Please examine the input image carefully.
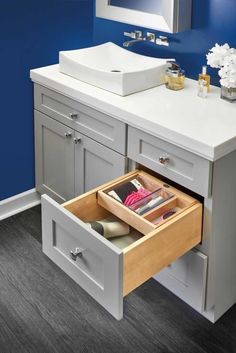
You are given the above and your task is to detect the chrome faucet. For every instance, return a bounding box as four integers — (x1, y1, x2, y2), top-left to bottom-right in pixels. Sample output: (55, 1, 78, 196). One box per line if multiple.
(123, 30, 145, 47)
(123, 30, 169, 47)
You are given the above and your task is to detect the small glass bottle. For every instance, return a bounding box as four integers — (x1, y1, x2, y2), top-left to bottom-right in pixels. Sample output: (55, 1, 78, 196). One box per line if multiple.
(165, 62, 185, 91)
(198, 66, 210, 93)
(198, 79, 208, 98)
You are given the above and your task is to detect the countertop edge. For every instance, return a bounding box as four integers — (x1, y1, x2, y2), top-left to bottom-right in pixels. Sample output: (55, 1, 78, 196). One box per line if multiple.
(30, 67, 234, 162)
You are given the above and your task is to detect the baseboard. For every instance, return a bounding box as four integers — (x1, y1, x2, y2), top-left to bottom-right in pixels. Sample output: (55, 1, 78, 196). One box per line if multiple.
(0, 189, 41, 221)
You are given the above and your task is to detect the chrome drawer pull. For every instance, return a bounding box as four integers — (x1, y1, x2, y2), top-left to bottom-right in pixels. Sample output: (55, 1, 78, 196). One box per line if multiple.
(64, 132, 72, 138)
(159, 155, 170, 165)
(70, 247, 85, 261)
(73, 137, 81, 144)
(70, 113, 78, 119)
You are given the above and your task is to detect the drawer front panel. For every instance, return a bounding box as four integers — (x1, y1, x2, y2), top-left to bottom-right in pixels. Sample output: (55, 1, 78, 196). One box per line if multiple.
(128, 126, 212, 197)
(34, 84, 126, 154)
(42, 195, 123, 320)
(154, 249, 207, 313)
(54, 221, 104, 286)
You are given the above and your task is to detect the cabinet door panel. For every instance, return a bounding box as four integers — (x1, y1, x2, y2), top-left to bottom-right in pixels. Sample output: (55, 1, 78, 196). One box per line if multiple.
(35, 111, 75, 202)
(75, 134, 126, 195)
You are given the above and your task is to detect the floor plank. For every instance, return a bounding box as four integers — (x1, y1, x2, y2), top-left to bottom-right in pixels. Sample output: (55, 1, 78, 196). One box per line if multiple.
(0, 206, 235, 353)
(0, 313, 29, 353)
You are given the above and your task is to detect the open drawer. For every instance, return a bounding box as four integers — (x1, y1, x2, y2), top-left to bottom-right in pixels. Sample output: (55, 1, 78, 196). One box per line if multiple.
(42, 170, 202, 320)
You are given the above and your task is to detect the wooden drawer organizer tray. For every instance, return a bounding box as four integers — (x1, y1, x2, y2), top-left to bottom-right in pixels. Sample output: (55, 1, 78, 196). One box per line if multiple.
(97, 171, 195, 234)
(63, 170, 202, 296)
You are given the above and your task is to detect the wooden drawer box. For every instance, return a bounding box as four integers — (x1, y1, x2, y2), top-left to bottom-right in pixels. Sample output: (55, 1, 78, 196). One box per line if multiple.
(34, 84, 126, 154)
(42, 170, 202, 319)
(128, 126, 212, 197)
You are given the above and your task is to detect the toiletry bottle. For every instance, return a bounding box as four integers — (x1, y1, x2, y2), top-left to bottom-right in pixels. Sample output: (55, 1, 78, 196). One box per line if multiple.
(198, 66, 210, 92)
(165, 62, 185, 91)
(198, 79, 208, 98)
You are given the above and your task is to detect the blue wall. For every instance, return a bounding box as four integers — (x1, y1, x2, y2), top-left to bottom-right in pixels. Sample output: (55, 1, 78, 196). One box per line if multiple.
(1, 0, 236, 201)
(93, 0, 236, 86)
(0, 0, 93, 201)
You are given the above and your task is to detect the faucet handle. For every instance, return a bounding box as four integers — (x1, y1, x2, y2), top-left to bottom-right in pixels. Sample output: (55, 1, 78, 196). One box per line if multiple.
(146, 32, 156, 43)
(156, 35, 169, 47)
(124, 31, 135, 39)
(124, 30, 143, 39)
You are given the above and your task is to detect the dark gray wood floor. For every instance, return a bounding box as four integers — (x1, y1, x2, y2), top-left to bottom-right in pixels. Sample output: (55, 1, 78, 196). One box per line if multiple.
(0, 206, 236, 353)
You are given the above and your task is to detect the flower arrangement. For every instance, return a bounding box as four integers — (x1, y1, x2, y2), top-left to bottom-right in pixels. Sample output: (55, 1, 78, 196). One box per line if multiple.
(207, 43, 236, 89)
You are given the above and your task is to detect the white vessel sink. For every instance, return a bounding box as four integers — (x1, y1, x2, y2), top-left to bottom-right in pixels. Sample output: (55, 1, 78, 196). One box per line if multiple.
(59, 42, 168, 96)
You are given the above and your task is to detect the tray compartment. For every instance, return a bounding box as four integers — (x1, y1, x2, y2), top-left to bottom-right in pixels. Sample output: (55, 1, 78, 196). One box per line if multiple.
(144, 197, 192, 226)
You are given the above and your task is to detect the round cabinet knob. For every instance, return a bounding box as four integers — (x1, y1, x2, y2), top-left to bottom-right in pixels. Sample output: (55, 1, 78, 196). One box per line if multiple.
(64, 132, 72, 138)
(70, 113, 78, 119)
(73, 137, 81, 144)
(70, 248, 85, 261)
(159, 155, 170, 165)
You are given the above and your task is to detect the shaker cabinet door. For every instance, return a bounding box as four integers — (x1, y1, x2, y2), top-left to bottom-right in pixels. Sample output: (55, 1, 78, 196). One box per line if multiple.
(74, 133, 126, 196)
(34, 111, 75, 203)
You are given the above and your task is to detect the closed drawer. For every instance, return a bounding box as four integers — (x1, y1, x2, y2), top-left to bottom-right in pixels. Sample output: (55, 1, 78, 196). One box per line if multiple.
(42, 170, 202, 320)
(128, 126, 212, 197)
(154, 249, 207, 313)
(34, 84, 126, 154)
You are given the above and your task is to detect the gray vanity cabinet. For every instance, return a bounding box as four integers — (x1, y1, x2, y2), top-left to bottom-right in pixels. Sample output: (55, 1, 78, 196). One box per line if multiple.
(31, 69, 236, 323)
(35, 111, 75, 203)
(35, 111, 126, 203)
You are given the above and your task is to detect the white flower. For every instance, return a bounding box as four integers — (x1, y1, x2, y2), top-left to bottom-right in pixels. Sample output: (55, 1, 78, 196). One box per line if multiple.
(219, 63, 236, 88)
(206, 43, 230, 68)
(207, 43, 236, 88)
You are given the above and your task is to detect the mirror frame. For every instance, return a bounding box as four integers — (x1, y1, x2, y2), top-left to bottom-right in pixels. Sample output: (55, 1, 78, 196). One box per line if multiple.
(96, 0, 192, 34)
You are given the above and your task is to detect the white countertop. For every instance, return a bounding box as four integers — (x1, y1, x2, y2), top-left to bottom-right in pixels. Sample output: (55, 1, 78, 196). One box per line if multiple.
(30, 64, 236, 161)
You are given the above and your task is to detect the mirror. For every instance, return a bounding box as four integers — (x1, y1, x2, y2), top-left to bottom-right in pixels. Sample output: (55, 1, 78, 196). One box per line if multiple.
(109, 0, 162, 15)
(96, 0, 192, 34)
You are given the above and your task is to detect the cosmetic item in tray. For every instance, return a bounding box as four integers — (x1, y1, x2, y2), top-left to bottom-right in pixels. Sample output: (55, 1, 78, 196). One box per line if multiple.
(107, 177, 174, 216)
(128, 189, 174, 215)
(151, 207, 181, 225)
